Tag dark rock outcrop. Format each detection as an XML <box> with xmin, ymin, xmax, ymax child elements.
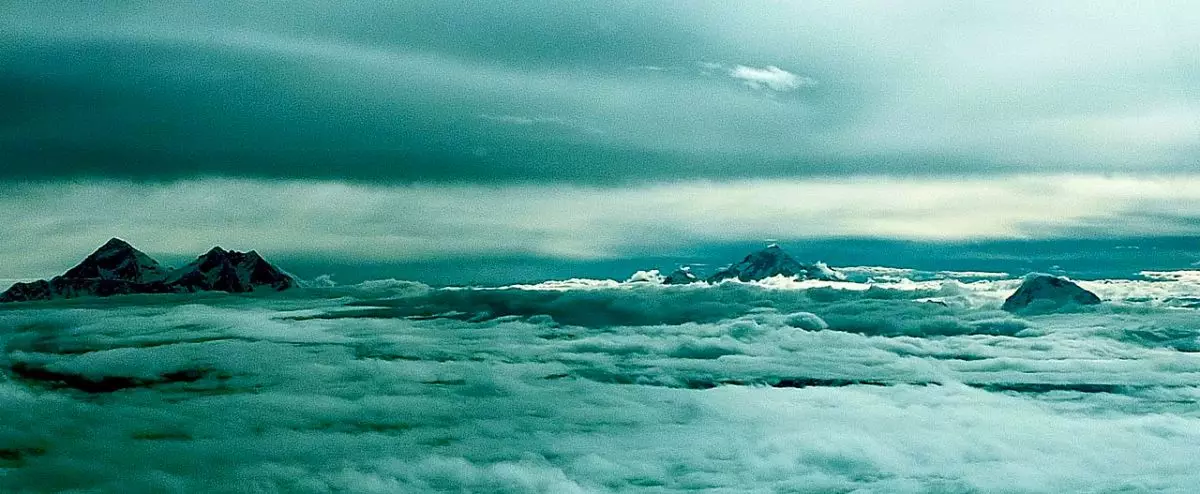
<box><xmin>0</xmin><ymin>280</ymin><xmax>52</xmax><ymax>303</ymax></box>
<box><xmin>707</xmin><ymin>244</ymin><xmax>844</xmax><ymax>283</ymax></box>
<box><xmin>1</xmin><ymin>239</ymin><xmax>295</xmax><ymax>302</ymax></box>
<box><xmin>662</xmin><ymin>267</ymin><xmax>699</xmax><ymax>285</ymax></box>
<box><xmin>1001</xmin><ymin>274</ymin><xmax>1101</xmax><ymax>312</ymax></box>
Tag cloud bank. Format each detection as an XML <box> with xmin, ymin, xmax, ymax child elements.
<box><xmin>4</xmin><ymin>175</ymin><xmax>1200</xmax><ymax>280</ymax></box>
<box><xmin>3</xmin><ymin>274</ymin><xmax>1200</xmax><ymax>491</ymax></box>
<box><xmin>1</xmin><ymin>1</ymin><xmax>1197</xmax><ymax>183</ymax></box>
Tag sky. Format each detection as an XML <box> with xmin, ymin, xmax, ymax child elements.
<box><xmin>2</xmin><ymin>1</ymin><xmax>1199</xmax><ymax>282</ymax></box>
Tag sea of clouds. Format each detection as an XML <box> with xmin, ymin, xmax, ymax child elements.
<box><xmin>3</xmin><ymin>271</ymin><xmax>1200</xmax><ymax>492</ymax></box>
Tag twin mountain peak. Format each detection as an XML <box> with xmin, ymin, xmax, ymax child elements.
<box><xmin>0</xmin><ymin>238</ymin><xmax>295</xmax><ymax>303</ymax></box>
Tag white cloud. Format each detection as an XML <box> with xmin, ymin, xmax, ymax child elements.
<box><xmin>4</xmin><ymin>2</ymin><xmax>1200</xmax><ymax>179</ymax></box>
<box><xmin>727</xmin><ymin>64</ymin><xmax>816</xmax><ymax>91</ymax></box>
<box><xmin>3</xmin><ymin>275</ymin><xmax>1200</xmax><ymax>490</ymax></box>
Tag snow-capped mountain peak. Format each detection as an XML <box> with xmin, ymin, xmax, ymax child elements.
<box><xmin>708</xmin><ymin>244</ymin><xmax>845</xmax><ymax>282</ymax></box>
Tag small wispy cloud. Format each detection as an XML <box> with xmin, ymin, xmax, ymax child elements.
<box><xmin>727</xmin><ymin>65</ymin><xmax>817</xmax><ymax>92</ymax></box>
<box><xmin>478</xmin><ymin>114</ymin><xmax>604</xmax><ymax>134</ymax></box>
<box><xmin>478</xmin><ymin>114</ymin><xmax>568</xmax><ymax>126</ymax></box>
<box><xmin>696</xmin><ymin>62</ymin><xmax>817</xmax><ymax>92</ymax></box>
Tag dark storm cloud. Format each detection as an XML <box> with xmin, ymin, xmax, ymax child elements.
<box><xmin>3</xmin><ymin>1</ymin><xmax>1196</xmax><ymax>183</ymax></box>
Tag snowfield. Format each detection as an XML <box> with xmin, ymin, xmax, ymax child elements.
<box><xmin>3</xmin><ymin>272</ymin><xmax>1200</xmax><ymax>492</ymax></box>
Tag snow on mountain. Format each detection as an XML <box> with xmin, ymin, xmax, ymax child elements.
<box><xmin>59</xmin><ymin>237</ymin><xmax>169</xmax><ymax>283</ymax></box>
<box><xmin>626</xmin><ymin>269</ymin><xmax>665</xmax><ymax>284</ymax></box>
<box><xmin>663</xmin><ymin>267</ymin><xmax>699</xmax><ymax>285</ymax></box>
<box><xmin>1001</xmin><ymin>273</ymin><xmax>1102</xmax><ymax>312</ymax></box>
<box><xmin>708</xmin><ymin>244</ymin><xmax>846</xmax><ymax>283</ymax></box>
<box><xmin>164</xmin><ymin>247</ymin><xmax>295</xmax><ymax>293</ymax></box>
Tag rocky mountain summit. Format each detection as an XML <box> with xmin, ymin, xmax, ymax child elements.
<box><xmin>59</xmin><ymin>237</ymin><xmax>169</xmax><ymax>283</ymax></box>
<box><xmin>1002</xmin><ymin>273</ymin><xmax>1102</xmax><ymax>312</ymax></box>
<box><xmin>662</xmin><ymin>267</ymin><xmax>698</xmax><ymax>285</ymax></box>
<box><xmin>631</xmin><ymin>244</ymin><xmax>845</xmax><ymax>285</ymax></box>
<box><xmin>165</xmin><ymin>247</ymin><xmax>295</xmax><ymax>293</ymax></box>
<box><xmin>1</xmin><ymin>238</ymin><xmax>295</xmax><ymax>303</ymax></box>
<box><xmin>707</xmin><ymin>244</ymin><xmax>845</xmax><ymax>283</ymax></box>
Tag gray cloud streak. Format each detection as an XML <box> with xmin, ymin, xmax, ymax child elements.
<box><xmin>4</xmin><ymin>175</ymin><xmax>1200</xmax><ymax>280</ymax></box>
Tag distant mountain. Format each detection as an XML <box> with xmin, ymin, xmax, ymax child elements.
<box><xmin>0</xmin><ymin>239</ymin><xmax>295</xmax><ymax>303</ymax></box>
<box><xmin>59</xmin><ymin>238</ymin><xmax>169</xmax><ymax>283</ymax></box>
<box><xmin>1002</xmin><ymin>273</ymin><xmax>1101</xmax><ymax>312</ymax></box>
<box><xmin>165</xmin><ymin>247</ymin><xmax>295</xmax><ymax>293</ymax></box>
<box><xmin>707</xmin><ymin>244</ymin><xmax>845</xmax><ymax>283</ymax></box>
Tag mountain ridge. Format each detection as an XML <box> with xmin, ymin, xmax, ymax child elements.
<box><xmin>0</xmin><ymin>238</ymin><xmax>295</xmax><ymax>303</ymax></box>
<box><xmin>630</xmin><ymin>244</ymin><xmax>846</xmax><ymax>285</ymax></box>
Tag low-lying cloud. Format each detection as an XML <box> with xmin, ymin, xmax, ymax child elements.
<box><xmin>3</xmin><ymin>273</ymin><xmax>1200</xmax><ymax>491</ymax></box>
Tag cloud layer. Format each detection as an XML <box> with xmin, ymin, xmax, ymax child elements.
<box><xmin>4</xmin><ymin>176</ymin><xmax>1200</xmax><ymax>280</ymax></box>
<box><xmin>3</xmin><ymin>273</ymin><xmax>1200</xmax><ymax>491</ymax></box>
<box><xmin>1</xmin><ymin>1</ymin><xmax>1197</xmax><ymax>183</ymax></box>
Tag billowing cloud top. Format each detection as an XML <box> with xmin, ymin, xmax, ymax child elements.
<box><xmin>2</xmin><ymin>1</ymin><xmax>1198</xmax><ymax>183</ymax></box>
<box><xmin>5</xmin><ymin>274</ymin><xmax>1200</xmax><ymax>490</ymax></box>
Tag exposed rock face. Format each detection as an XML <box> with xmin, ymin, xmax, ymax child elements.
<box><xmin>1</xmin><ymin>239</ymin><xmax>295</xmax><ymax>302</ymax></box>
<box><xmin>707</xmin><ymin>244</ymin><xmax>845</xmax><ymax>283</ymax></box>
<box><xmin>165</xmin><ymin>247</ymin><xmax>296</xmax><ymax>293</ymax></box>
<box><xmin>663</xmin><ymin>267</ymin><xmax>699</xmax><ymax>285</ymax></box>
<box><xmin>0</xmin><ymin>280</ymin><xmax>52</xmax><ymax>303</ymax></box>
<box><xmin>1002</xmin><ymin>274</ymin><xmax>1102</xmax><ymax>312</ymax></box>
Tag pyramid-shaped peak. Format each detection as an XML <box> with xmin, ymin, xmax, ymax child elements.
<box><xmin>204</xmin><ymin>246</ymin><xmax>228</xmax><ymax>256</ymax></box>
<box><xmin>62</xmin><ymin>238</ymin><xmax>167</xmax><ymax>283</ymax></box>
<box><xmin>99</xmin><ymin>237</ymin><xmax>135</xmax><ymax>250</ymax></box>
<box><xmin>86</xmin><ymin>238</ymin><xmax>145</xmax><ymax>260</ymax></box>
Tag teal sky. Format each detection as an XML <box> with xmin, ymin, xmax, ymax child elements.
<box><xmin>2</xmin><ymin>2</ymin><xmax>1199</xmax><ymax>281</ymax></box>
